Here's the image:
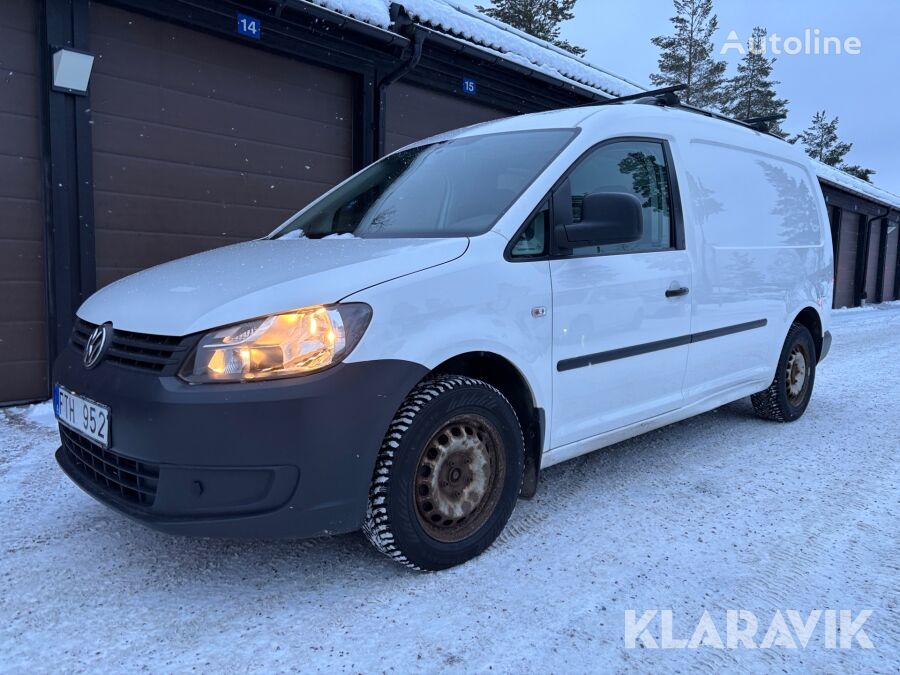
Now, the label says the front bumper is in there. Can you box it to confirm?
[53,344,427,538]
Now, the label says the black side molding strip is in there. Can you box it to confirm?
[557,319,768,372]
[690,319,768,343]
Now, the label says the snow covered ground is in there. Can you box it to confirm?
[1,305,898,673]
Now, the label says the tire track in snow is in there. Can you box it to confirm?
[496,454,592,545]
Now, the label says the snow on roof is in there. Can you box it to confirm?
[401,1,644,97]
[304,0,392,28]
[814,160,900,212]
[303,0,643,98]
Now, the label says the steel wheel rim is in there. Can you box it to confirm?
[785,343,809,404]
[414,414,506,543]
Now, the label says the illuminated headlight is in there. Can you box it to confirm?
[180,304,371,383]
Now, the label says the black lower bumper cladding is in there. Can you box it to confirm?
[53,344,428,538]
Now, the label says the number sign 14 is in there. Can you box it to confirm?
[237,13,261,40]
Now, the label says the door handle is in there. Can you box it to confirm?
[665,286,690,298]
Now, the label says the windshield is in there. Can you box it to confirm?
[271,129,575,239]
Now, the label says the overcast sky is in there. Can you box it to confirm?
[457,0,899,194]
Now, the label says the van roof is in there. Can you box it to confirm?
[430,104,900,211]
[441,103,802,158]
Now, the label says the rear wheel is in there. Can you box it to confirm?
[751,323,817,422]
[364,375,523,570]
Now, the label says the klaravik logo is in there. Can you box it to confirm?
[624,609,874,649]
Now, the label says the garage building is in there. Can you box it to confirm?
[1,0,898,405]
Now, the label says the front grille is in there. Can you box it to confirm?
[72,318,189,374]
[60,426,159,507]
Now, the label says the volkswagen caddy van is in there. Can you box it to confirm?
[54,99,833,570]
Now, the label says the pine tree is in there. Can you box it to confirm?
[474,0,586,56]
[840,165,876,183]
[792,110,875,182]
[791,110,853,166]
[721,27,789,136]
[650,0,727,110]
[792,111,851,165]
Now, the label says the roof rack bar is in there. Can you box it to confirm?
[741,113,787,124]
[739,113,787,132]
[574,84,686,108]
[576,82,787,141]
[672,101,777,135]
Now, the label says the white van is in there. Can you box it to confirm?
[54,97,833,570]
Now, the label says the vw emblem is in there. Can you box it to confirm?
[83,323,113,369]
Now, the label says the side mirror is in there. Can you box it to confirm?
[555,192,643,250]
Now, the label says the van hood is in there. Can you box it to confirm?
[78,237,469,336]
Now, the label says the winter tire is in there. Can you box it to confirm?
[751,322,817,422]
[363,375,524,571]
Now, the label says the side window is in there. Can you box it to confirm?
[567,140,674,256]
[510,200,550,258]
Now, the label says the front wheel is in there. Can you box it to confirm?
[751,323,817,422]
[363,375,524,571]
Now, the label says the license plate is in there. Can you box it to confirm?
[54,384,110,448]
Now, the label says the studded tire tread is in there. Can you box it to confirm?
[751,322,816,423]
[363,374,524,571]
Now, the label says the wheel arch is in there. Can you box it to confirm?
[792,305,824,360]
[429,351,544,498]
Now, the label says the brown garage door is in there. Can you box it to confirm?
[864,220,882,302]
[385,82,508,153]
[89,3,354,287]
[882,223,899,301]
[834,211,860,308]
[0,0,48,404]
